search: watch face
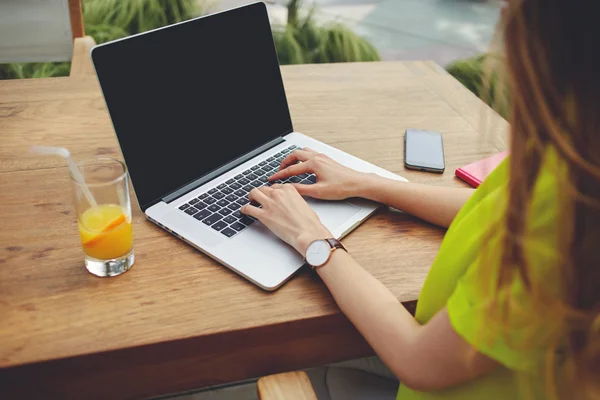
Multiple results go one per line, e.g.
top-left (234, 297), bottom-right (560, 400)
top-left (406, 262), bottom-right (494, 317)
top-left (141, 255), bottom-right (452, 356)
top-left (306, 240), bottom-right (331, 267)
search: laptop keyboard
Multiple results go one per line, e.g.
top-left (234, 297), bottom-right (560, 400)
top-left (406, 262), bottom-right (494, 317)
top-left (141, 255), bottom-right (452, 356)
top-left (177, 145), bottom-right (317, 238)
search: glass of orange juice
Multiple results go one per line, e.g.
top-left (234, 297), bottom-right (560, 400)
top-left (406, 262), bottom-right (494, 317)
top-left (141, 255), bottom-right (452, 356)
top-left (71, 158), bottom-right (134, 277)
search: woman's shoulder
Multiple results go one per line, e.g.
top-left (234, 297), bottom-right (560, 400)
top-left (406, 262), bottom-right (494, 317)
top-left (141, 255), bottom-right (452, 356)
top-left (447, 157), bottom-right (510, 237)
top-left (454, 147), bottom-right (562, 234)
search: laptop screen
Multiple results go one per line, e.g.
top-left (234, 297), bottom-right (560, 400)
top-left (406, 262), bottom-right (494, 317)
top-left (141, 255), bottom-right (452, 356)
top-left (92, 3), bottom-right (293, 209)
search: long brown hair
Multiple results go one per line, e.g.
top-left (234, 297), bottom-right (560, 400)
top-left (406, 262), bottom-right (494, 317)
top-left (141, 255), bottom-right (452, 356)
top-left (493, 0), bottom-right (600, 398)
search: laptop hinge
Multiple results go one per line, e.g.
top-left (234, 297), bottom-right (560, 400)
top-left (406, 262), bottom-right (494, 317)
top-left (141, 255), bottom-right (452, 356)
top-left (161, 136), bottom-right (286, 204)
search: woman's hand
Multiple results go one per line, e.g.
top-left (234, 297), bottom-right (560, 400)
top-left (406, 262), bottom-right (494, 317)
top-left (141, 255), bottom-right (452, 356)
top-left (241, 184), bottom-right (332, 254)
top-left (268, 148), bottom-right (372, 200)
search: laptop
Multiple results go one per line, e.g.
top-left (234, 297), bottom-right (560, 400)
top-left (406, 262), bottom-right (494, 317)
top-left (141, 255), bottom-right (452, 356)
top-left (91, 2), bottom-right (407, 290)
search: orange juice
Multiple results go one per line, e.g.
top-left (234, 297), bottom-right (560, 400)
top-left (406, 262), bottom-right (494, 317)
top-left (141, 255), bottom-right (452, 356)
top-left (78, 204), bottom-right (133, 260)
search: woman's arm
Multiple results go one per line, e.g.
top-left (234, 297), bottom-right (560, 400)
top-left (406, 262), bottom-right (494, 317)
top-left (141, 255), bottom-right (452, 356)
top-left (361, 176), bottom-right (474, 228)
top-left (269, 149), bottom-right (474, 228)
top-left (316, 249), bottom-right (497, 391)
top-left (242, 185), bottom-right (498, 391)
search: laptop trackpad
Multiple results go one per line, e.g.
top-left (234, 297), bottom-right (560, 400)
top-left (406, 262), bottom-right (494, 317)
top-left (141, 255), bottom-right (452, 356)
top-left (307, 198), bottom-right (361, 231)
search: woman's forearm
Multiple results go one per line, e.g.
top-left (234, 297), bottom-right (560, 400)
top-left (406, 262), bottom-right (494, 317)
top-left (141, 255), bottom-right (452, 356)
top-left (316, 250), bottom-right (420, 381)
top-left (358, 174), bottom-right (475, 228)
top-left (314, 250), bottom-right (497, 390)
top-left (241, 175), bottom-right (497, 390)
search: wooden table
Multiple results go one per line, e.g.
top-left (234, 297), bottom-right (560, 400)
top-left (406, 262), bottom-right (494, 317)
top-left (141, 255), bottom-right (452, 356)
top-left (0, 61), bottom-right (507, 399)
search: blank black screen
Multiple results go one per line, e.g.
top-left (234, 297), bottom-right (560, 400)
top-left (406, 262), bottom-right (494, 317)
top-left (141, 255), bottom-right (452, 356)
top-left (92, 3), bottom-right (292, 209)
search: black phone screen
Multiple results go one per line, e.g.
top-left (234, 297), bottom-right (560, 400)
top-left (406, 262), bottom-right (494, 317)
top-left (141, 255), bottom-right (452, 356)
top-left (404, 129), bottom-right (445, 171)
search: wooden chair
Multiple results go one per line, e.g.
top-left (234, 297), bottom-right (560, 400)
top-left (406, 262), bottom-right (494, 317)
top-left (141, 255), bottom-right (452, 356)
top-left (0, 0), bottom-right (96, 76)
top-left (257, 371), bottom-right (318, 400)
top-left (70, 35), bottom-right (96, 77)
top-left (67, 0), bottom-right (97, 77)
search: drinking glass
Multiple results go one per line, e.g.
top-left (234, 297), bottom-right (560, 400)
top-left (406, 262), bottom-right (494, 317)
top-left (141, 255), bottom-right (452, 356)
top-left (71, 158), bottom-right (134, 277)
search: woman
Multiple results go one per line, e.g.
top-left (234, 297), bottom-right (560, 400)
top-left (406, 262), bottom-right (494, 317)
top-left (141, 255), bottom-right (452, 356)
top-left (241, 0), bottom-right (600, 398)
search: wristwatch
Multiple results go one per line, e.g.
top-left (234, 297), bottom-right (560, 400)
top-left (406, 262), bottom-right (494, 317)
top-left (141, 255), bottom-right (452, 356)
top-left (305, 238), bottom-right (347, 269)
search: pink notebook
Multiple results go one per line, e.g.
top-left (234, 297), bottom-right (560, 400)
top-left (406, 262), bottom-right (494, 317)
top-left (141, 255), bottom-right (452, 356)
top-left (455, 152), bottom-right (508, 188)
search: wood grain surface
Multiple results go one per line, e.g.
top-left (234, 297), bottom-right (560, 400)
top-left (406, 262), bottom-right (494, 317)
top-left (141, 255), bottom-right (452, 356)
top-left (0, 61), bottom-right (507, 399)
top-left (258, 371), bottom-right (317, 400)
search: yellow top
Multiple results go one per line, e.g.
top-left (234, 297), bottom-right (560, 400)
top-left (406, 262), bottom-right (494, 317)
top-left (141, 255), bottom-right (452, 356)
top-left (398, 149), bottom-right (563, 399)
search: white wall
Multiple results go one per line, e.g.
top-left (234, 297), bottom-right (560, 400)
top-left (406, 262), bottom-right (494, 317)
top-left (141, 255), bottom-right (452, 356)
top-left (0, 0), bottom-right (73, 63)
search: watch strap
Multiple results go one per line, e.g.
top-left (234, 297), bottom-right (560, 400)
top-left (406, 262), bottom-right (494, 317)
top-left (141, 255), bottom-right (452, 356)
top-left (325, 238), bottom-right (347, 252)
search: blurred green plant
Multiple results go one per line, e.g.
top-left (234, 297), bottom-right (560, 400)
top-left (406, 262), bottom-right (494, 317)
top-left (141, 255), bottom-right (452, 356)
top-left (0, 0), bottom-right (201, 80)
top-left (83, 23), bottom-right (129, 45)
top-left (446, 54), bottom-right (509, 119)
top-left (0, 62), bottom-right (71, 80)
top-left (83, 0), bottom-right (199, 38)
top-left (273, 0), bottom-right (380, 65)
top-left (446, 54), bottom-right (487, 96)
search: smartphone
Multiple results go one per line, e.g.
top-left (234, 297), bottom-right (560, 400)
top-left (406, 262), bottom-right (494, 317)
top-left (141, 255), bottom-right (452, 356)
top-left (404, 129), bottom-right (445, 173)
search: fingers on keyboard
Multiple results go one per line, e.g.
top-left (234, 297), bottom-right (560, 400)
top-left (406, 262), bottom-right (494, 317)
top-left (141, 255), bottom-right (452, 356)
top-left (179, 146), bottom-right (301, 237)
